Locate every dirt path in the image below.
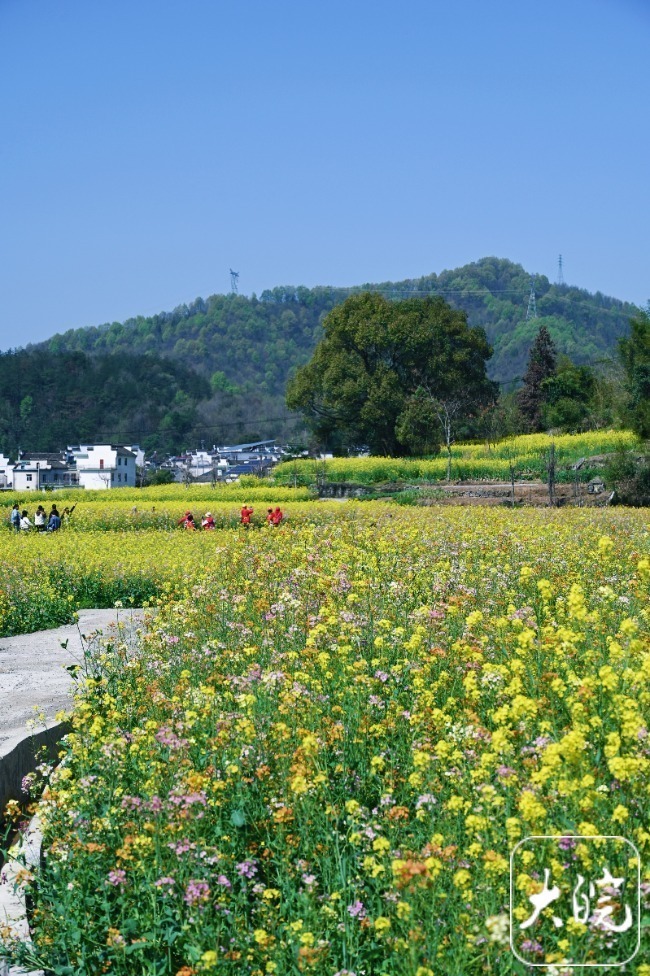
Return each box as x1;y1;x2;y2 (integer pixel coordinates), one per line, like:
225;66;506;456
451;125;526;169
0;608;145;758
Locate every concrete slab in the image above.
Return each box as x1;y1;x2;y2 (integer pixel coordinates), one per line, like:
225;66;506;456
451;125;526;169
0;610;146;975
0;609;146;844
0;608;145;761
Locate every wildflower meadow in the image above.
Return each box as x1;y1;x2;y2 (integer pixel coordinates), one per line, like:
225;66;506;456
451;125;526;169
1;494;649;975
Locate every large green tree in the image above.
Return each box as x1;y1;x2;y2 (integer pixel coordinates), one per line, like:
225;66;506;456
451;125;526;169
286;292;496;455
619;306;650;438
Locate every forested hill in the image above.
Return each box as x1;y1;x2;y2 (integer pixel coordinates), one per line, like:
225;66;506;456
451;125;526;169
367;259;637;386
4;256;635;453
41;257;635;384
0;348;210;457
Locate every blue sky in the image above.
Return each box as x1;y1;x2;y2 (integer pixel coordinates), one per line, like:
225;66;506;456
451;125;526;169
0;0;648;349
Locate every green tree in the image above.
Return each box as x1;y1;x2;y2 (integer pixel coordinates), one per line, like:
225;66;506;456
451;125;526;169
286;292;496;455
619;306;650;438
394;389;442;456
517;325;558;431
541;358;596;430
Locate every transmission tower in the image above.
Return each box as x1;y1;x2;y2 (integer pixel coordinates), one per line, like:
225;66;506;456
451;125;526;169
229;269;239;294
557;254;564;286
526;275;538;321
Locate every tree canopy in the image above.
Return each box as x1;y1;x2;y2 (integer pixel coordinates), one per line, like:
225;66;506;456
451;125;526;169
286;292;497;455
619;306;650;438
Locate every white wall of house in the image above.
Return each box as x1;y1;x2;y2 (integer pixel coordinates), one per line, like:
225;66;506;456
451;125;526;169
125;445;145;467
72;445;136;489
12;464;39;491
0;455;13;488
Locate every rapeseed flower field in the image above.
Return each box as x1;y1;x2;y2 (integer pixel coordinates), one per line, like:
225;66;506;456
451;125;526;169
1;503;649;974
274;430;638;484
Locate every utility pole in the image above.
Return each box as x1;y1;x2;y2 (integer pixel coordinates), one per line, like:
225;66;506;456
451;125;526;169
230;269;239;295
557;254;564;286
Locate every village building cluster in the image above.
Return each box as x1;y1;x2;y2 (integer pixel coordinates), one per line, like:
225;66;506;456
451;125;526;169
0;440;283;491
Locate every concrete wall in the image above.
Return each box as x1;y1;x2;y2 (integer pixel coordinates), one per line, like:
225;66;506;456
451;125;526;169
0;723;69;842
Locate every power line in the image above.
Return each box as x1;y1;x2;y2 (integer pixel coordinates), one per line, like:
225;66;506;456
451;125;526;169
94;414;304;443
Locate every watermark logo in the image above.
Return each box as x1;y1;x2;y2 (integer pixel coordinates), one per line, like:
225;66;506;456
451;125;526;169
510;835;640;968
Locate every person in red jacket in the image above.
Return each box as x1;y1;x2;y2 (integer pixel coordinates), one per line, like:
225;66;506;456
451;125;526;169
201;511;215;530
271;506;283;526
240;505;254;526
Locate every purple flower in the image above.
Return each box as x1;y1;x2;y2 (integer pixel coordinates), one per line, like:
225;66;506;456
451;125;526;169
168;791;207;808
155;726;188;750
216;875;232;888
184;879;210;905
106;869;127;887
121;795;143;810
558;836;577;851
347;900;366;918
235;859;258;879
154;877;175;887
520;939;543;953
168;839;195;856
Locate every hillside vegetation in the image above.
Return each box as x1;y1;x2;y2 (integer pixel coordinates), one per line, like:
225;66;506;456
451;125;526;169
0;257;634;454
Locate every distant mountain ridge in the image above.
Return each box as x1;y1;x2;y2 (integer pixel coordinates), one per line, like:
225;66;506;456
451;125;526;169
0;257;635;454
40;256;635;382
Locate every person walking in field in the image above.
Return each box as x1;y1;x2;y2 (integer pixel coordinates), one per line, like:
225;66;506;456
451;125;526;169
178;510;194;529
240;505;254;527
201;511;215;530
266;508;274;525
271;506;284;526
183;513;197;531
10;503;20;532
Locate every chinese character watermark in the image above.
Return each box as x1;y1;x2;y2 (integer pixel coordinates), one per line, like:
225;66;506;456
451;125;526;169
510;835;640;968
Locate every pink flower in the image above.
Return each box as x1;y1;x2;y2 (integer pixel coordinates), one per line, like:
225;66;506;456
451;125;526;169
184;879;210;905
106;870;127;887
347;900;366;918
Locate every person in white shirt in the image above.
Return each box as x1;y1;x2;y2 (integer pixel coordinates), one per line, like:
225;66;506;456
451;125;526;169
19;510;32;531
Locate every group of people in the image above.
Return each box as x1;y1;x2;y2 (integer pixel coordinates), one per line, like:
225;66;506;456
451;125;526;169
9;502;75;533
243;505;284;527
177;510;216;531
177;505;285;531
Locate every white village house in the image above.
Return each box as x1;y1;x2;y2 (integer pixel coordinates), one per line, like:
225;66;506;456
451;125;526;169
12;453;79;491
0;454;13;489
69;445;137;489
